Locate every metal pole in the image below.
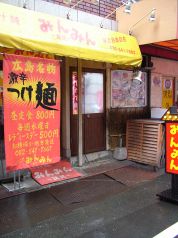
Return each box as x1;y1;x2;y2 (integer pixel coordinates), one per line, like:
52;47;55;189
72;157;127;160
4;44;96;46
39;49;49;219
77;59;83;167
13;171;16;190
18;170;21;189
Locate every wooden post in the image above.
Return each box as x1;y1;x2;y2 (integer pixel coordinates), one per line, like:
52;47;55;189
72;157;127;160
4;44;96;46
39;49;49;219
62;57;71;158
106;63;111;150
77;59;83;166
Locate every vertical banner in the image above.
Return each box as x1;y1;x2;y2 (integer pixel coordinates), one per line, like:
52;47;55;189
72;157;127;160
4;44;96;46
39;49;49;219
162;77;173;109
3;54;60;172
166;122;178;174
0;71;3;107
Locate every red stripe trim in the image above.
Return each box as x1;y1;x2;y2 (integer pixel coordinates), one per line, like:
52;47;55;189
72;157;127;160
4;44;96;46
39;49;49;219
140;45;178;61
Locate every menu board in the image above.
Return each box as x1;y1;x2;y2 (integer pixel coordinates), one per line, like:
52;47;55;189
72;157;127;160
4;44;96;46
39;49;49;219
111;70;147;108
162;76;173;109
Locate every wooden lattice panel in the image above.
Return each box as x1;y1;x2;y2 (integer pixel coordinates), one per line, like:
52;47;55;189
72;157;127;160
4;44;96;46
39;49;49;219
126;120;164;167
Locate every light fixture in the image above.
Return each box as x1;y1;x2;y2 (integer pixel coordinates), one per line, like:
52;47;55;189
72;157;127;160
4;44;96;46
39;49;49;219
100;0;139;28
149;9;156;21
66;0;99;19
22;0;28;8
124;1;132;14
128;8;156;35
132;71;142;84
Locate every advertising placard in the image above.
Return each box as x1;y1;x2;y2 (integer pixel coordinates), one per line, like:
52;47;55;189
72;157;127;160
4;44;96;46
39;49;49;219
166;122;178;174
111;70;147;108
3;54;60;172
162;77;173;109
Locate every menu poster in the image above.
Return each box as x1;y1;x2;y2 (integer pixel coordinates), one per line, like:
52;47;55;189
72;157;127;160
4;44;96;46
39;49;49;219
3;54;60;172
111;70;147;108
162;77;173;109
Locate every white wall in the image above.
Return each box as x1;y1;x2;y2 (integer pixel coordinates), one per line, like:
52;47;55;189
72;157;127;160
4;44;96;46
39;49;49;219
150;57;178;118
152;57;178;77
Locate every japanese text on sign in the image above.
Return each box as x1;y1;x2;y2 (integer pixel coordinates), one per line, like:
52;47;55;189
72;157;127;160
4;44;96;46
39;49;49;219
3;54;60;172
166;123;178;174
0;1;142;67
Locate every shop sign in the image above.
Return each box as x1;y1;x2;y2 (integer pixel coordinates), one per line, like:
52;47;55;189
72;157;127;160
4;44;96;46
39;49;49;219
166;122;178;174
0;71;3;106
0;2;142;66
72;71;78;115
30;161;82;185
162;78;173;109
3;54;60;172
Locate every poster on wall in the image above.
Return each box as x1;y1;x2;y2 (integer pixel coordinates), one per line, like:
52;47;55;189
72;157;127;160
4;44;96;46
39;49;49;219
166;122;178;174
150;73;162;107
3;54;60;172
111;70;147;108
162;77;173;109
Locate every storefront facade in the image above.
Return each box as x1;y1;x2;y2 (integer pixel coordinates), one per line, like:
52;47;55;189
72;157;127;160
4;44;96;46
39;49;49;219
116;0;178;118
0;2;142;180
140;48;178;118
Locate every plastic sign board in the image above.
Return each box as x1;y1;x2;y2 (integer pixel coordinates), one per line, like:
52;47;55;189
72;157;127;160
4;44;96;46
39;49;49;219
162;78;173;109
166;122;178;174
3;54;60;172
161;107;178;121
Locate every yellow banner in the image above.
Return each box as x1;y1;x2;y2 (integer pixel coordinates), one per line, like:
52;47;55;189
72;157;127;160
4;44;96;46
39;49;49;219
162;78;173;109
0;2;142;66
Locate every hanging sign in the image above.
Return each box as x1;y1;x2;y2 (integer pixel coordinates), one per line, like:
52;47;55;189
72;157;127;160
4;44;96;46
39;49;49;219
0;71;3;107
162;78;173;109
166;122;178;174
3;54;60;172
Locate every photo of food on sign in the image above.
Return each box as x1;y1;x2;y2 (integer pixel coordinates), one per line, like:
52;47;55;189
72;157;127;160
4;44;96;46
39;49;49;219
111;70;147;108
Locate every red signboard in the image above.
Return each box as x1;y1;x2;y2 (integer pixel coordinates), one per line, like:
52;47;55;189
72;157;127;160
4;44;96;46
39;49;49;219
166;122;178;174
3;54;60;172
30;161;82;185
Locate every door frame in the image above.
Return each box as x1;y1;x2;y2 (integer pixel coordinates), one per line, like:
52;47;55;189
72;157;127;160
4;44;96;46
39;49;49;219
69;66;106;156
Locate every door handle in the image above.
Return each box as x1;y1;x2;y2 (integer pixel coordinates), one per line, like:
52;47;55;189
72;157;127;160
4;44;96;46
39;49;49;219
87;114;90;118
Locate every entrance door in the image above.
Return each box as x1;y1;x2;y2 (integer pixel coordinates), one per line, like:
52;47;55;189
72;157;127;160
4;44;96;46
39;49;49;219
70;69;106;156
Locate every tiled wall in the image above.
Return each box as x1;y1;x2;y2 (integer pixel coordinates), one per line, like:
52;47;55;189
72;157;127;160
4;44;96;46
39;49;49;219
45;0;120;19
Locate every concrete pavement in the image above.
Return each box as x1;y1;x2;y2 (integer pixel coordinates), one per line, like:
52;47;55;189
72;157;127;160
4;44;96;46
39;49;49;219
0;172;178;238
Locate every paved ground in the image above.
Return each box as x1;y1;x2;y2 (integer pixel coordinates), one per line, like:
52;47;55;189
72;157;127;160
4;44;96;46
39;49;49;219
0;170;178;238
